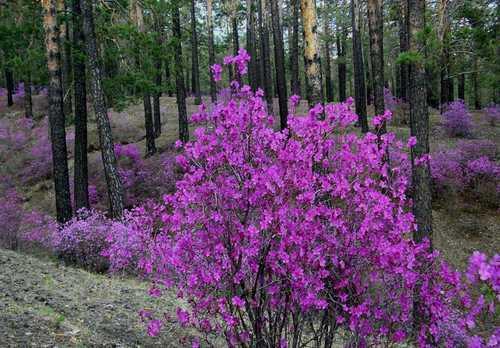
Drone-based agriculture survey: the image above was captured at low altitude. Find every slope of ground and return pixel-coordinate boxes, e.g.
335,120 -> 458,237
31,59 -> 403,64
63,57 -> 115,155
0,248 -> 188,347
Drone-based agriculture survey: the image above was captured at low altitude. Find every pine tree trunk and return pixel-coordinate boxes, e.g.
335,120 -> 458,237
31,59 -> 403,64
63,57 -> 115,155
60,0 -> 73,118
408,0 -> 432,245
207,0 -> 217,102
323,16 -> 333,102
165,60 -> 173,97
398,0 -> 409,101
131,0 -> 156,154
367,0 -> 385,132
246,0 -> 258,90
300,0 -> 323,107
42,0 -> 73,223
72,0 -> 89,211
290,0 -> 301,96
190,0 -> 201,105
82,0 -> 124,218
269,0 -> 288,129
458,73 -> 465,101
448,75 -> 454,102
472,56 -> 480,109
351,0 -> 369,133
231,0 -> 240,82
258,0 -> 273,112
153,14 -> 163,137
337,31 -> 346,102
24,75 -> 33,118
143,93 -> 156,156
153,61 -> 162,138
5,69 -> 14,107
172,5 -> 189,142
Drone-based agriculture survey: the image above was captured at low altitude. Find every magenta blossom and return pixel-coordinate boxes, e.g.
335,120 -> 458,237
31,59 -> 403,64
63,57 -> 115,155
211,64 -> 222,82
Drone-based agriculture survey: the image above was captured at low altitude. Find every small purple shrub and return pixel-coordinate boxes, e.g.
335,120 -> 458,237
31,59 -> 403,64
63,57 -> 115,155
442,100 -> 473,137
484,104 -> 500,126
430,140 -> 499,206
88,143 -> 180,209
0,184 -> 57,250
384,88 -> 408,125
51,209 -> 111,272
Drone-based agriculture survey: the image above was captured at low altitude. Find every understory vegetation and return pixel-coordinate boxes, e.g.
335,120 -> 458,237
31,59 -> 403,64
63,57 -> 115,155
1,0 -> 499,347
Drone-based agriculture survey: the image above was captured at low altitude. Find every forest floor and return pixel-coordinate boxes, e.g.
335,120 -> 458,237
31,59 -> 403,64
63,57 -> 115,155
0,248 -> 191,347
0,93 -> 499,346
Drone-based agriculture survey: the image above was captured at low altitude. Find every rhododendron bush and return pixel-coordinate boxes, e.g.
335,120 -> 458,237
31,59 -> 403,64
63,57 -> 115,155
430,140 -> 499,207
136,57 -> 498,347
442,100 -> 473,137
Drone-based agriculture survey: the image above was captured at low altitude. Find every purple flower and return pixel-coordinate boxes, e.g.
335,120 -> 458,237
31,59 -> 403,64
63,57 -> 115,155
147,319 -> 162,337
211,64 -> 222,82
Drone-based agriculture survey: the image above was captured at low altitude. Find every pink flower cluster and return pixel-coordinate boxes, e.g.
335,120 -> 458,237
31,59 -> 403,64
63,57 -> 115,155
211,64 -> 222,82
223,48 -> 251,76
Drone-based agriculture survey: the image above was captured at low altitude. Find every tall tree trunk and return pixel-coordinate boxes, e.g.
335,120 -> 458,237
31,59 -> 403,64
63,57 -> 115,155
24,75 -> 33,118
60,0 -> 73,117
448,74 -> 454,102
351,0 -> 369,133
41,0 -> 73,223
82,0 -> 124,218
231,0 -> 240,82
153,63 -> 162,138
143,93 -> 156,156
458,73 -> 465,101
185,59 -> 190,95
398,0 -> 409,101
165,60 -> 173,97
472,56 -> 480,109
269,0 -> 288,130
172,5 -> 189,142
290,0 -> 301,96
300,0 -> 323,107
246,0 -> 258,90
323,15 -> 333,102
131,0 -> 156,155
72,0 -> 89,211
337,30 -> 346,102
207,0 -> 217,102
367,0 -> 385,132
408,0 -> 432,245
258,0 -> 273,112
364,43 -> 373,105
190,0 -> 201,105
153,14 -> 163,137
5,69 -> 14,107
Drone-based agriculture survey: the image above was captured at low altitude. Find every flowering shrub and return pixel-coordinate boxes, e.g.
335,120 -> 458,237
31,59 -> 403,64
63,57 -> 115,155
0,115 -> 68,185
25,204 -> 160,273
0,183 -> 57,251
430,140 -> 499,206
103,202 -> 163,273
484,104 -> 500,126
13,83 -> 26,104
442,100 -> 473,137
50,209 -> 111,272
132,56 -> 498,347
0,186 -> 23,249
384,88 -> 408,126
87,143 -> 180,209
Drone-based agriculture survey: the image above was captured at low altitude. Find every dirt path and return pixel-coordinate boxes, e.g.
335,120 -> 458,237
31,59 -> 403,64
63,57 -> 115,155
0,249 -> 188,347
